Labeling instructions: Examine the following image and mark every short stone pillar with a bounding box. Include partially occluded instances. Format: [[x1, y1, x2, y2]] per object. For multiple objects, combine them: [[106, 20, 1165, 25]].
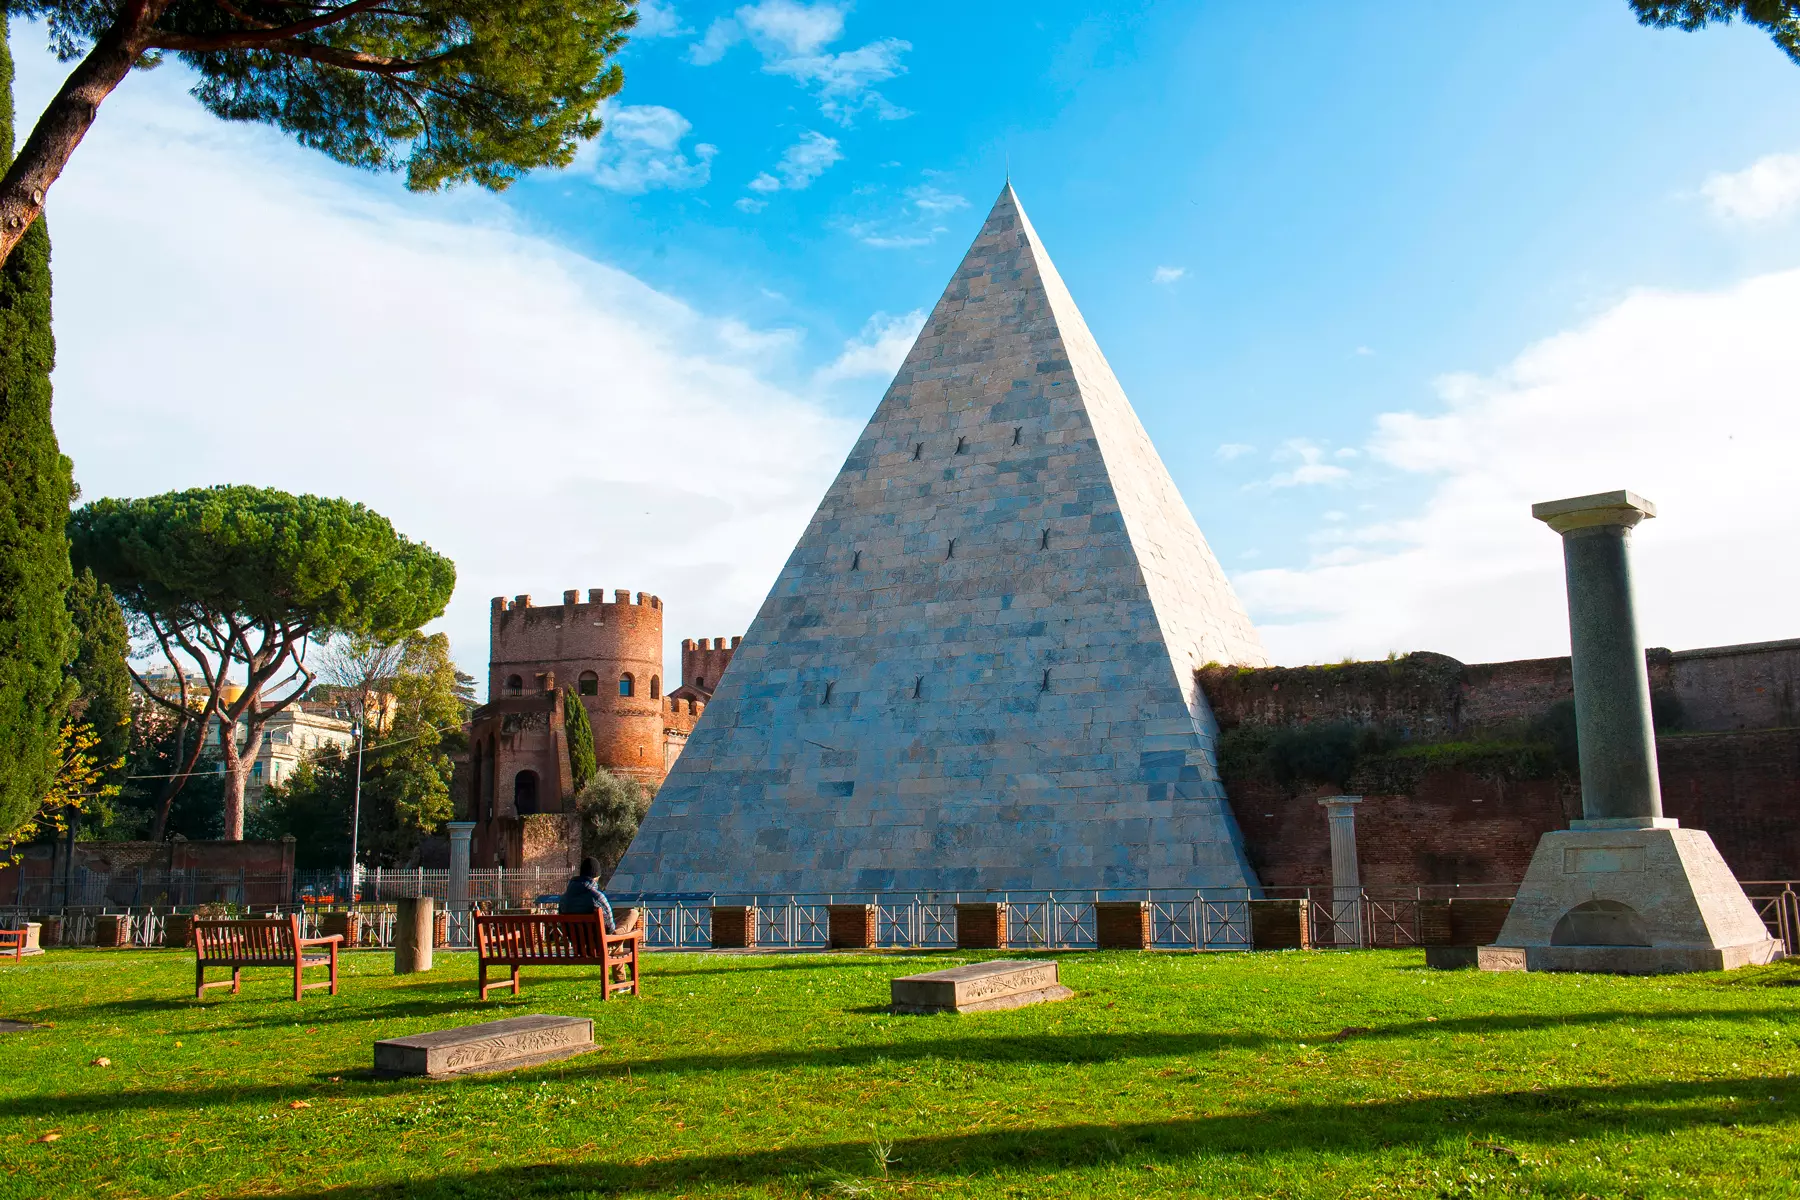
[[447, 822, 475, 910], [827, 904, 876, 949], [1319, 796, 1363, 946], [1482, 491, 1783, 974], [320, 911, 359, 946], [39, 915, 62, 947], [394, 896, 435, 974], [94, 914, 132, 948], [6, 922, 43, 956], [1249, 899, 1310, 949], [711, 905, 757, 949], [1095, 901, 1151, 950], [164, 914, 193, 949], [955, 903, 1007, 950]]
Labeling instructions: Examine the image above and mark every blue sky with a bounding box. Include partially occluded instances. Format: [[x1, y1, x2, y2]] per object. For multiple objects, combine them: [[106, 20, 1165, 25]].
[[23, 2, 1800, 676]]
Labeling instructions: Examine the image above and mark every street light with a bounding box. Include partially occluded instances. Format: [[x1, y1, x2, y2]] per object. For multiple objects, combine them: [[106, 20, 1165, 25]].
[[349, 719, 364, 901]]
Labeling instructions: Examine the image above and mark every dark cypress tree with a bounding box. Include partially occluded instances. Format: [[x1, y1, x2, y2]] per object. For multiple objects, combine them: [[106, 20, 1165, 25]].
[[68, 568, 132, 792], [563, 688, 598, 794], [0, 30, 74, 843]]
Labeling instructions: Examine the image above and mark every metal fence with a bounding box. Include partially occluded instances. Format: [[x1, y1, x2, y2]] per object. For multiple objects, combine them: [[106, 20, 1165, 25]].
[[7, 880, 1799, 957]]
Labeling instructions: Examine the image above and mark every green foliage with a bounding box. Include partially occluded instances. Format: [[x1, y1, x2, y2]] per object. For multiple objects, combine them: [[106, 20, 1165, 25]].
[[0, 29, 75, 847], [249, 743, 352, 871], [1218, 720, 1572, 793], [563, 689, 597, 794], [1632, 1, 1800, 66], [110, 701, 225, 841], [252, 634, 462, 866], [1217, 722, 1398, 791], [4, 950, 1800, 1197], [66, 568, 131, 798], [18, 0, 635, 192], [575, 767, 651, 883], [68, 485, 454, 643]]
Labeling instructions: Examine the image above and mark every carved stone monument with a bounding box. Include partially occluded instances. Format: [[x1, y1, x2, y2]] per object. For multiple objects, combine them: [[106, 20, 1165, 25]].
[[890, 959, 1074, 1014], [373, 1014, 594, 1077], [1480, 491, 1783, 974]]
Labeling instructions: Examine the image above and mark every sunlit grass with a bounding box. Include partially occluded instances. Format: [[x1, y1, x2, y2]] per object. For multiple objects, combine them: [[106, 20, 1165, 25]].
[[2, 947, 1798, 1197]]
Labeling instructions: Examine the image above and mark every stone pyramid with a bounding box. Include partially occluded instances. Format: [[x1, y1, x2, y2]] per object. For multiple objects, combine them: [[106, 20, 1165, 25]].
[[612, 184, 1271, 898]]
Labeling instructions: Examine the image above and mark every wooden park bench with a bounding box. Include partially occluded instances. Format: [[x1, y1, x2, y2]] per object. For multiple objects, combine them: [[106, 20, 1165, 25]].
[[0, 927, 29, 962], [193, 915, 342, 1002], [474, 911, 641, 1000]]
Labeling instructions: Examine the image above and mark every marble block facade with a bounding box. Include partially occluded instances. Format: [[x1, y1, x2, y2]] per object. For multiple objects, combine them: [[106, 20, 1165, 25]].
[[610, 184, 1271, 898]]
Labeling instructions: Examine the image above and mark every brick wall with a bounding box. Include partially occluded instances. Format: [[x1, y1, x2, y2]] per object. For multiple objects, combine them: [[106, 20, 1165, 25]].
[[679, 636, 740, 695]]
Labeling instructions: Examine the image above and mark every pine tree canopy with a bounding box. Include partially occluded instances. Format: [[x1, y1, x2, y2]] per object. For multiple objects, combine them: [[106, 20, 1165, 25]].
[[0, 1, 636, 265], [1632, 1, 1800, 64]]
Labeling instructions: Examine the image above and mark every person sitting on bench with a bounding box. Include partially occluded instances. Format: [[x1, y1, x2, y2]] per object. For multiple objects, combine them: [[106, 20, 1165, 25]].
[[560, 857, 617, 928]]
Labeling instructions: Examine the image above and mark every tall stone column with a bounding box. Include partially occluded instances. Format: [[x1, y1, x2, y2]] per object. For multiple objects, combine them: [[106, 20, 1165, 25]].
[[1530, 490, 1665, 826], [448, 822, 475, 909], [1318, 796, 1363, 946], [1481, 490, 1781, 974]]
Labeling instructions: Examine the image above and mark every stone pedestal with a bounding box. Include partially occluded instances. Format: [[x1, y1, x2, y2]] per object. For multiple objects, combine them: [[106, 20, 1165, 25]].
[[711, 905, 757, 949], [164, 914, 193, 949], [1095, 902, 1151, 950], [828, 904, 877, 949], [1485, 826, 1781, 974], [1249, 899, 1310, 949], [320, 911, 359, 946], [6, 922, 43, 956], [955, 903, 1007, 950], [375, 1015, 594, 1077], [395, 896, 434, 975], [1486, 491, 1783, 974]]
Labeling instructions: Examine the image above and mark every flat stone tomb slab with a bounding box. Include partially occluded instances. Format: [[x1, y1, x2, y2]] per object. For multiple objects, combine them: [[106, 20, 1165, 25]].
[[374, 1014, 595, 1078], [891, 959, 1074, 1014]]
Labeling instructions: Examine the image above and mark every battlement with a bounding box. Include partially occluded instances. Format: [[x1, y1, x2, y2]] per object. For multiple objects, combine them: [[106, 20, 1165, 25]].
[[491, 590, 662, 618], [680, 636, 742, 651]]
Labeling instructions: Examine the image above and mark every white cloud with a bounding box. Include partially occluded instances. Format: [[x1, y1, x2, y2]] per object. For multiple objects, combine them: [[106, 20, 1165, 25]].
[[1702, 152, 1800, 223], [1152, 265, 1185, 284], [737, 132, 842, 210], [814, 310, 927, 386], [735, 196, 769, 213], [582, 103, 715, 193], [1354, 345, 1375, 356], [1255, 439, 1351, 489], [633, 0, 692, 38], [20, 40, 856, 676], [907, 184, 967, 215], [1214, 442, 1255, 460], [1234, 270, 1800, 666], [690, 1, 910, 124]]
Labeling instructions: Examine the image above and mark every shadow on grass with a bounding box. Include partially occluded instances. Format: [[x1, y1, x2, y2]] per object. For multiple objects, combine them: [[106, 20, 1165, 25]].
[[243, 1074, 1794, 1198], [7, 1005, 1782, 1120]]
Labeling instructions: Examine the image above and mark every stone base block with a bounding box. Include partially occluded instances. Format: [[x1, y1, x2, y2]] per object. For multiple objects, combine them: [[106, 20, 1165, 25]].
[[955, 903, 1007, 950], [374, 1014, 595, 1078], [1485, 825, 1785, 975], [1095, 902, 1151, 950], [1249, 899, 1310, 950], [711, 906, 757, 950], [94, 915, 132, 947], [828, 904, 877, 949], [891, 959, 1071, 1014]]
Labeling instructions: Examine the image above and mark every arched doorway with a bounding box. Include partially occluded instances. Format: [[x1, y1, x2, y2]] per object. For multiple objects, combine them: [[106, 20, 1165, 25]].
[[514, 769, 540, 816]]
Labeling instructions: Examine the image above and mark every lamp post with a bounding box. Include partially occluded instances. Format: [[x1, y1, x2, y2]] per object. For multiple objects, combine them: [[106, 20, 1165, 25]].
[[349, 719, 364, 900]]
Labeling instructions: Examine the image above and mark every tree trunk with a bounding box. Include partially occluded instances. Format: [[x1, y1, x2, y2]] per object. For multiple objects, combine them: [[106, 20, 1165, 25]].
[[0, 3, 161, 267]]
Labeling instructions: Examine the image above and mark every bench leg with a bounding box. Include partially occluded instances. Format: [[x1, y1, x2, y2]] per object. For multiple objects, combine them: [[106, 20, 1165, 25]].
[[511, 964, 520, 997], [232, 967, 241, 995], [328, 942, 338, 996], [196, 962, 205, 1000], [294, 956, 303, 1003]]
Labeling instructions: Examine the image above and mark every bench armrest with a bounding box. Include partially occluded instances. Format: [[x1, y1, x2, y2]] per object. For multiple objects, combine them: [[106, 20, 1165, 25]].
[[298, 934, 344, 947]]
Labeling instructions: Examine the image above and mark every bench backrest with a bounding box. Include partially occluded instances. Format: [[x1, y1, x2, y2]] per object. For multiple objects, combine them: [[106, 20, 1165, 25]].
[[193, 916, 299, 963], [475, 913, 609, 960]]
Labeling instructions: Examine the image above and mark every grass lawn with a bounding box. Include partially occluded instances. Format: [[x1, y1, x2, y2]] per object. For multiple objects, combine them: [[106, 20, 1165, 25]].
[[2, 947, 1798, 1198]]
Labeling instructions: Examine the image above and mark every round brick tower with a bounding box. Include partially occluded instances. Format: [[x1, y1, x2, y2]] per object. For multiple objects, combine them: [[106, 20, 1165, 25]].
[[488, 589, 667, 785]]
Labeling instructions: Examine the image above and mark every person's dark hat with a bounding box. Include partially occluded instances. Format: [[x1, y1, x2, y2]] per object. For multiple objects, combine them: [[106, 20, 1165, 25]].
[[579, 856, 601, 879]]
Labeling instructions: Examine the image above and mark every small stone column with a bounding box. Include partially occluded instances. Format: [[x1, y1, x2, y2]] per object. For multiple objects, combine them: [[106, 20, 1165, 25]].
[[1319, 796, 1363, 946], [1531, 490, 1664, 827], [447, 822, 475, 909], [394, 896, 434, 974]]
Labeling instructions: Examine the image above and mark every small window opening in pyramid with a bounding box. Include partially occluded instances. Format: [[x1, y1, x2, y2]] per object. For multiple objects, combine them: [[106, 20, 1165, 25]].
[[851, 550, 861, 571], [1041, 668, 1052, 691], [956, 436, 967, 454], [912, 442, 922, 461], [946, 538, 956, 559], [1013, 426, 1022, 445], [821, 681, 834, 706], [913, 676, 923, 699], [1040, 528, 1050, 549]]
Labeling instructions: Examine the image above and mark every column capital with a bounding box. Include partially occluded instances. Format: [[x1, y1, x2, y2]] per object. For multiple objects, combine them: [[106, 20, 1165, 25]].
[[1532, 490, 1656, 535], [1317, 794, 1362, 809], [447, 821, 476, 839]]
